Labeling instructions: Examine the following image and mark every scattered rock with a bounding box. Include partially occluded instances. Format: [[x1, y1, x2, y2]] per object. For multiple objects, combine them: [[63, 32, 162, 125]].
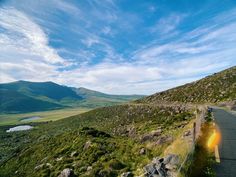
[[87, 166, 93, 171], [41, 157, 48, 162], [70, 151, 78, 157], [141, 129, 162, 142], [163, 154, 179, 170], [183, 130, 191, 137], [34, 164, 44, 170], [151, 129, 162, 136], [127, 126, 136, 137], [141, 134, 154, 142], [121, 171, 133, 177], [155, 136, 173, 145], [58, 168, 75, 177], [83, 140, 92, 150], [46, 163, 53, 168], [144, 163, 157, 175], [144, 154, 179, 177], [140, 148, 146, 155], [56, 157, 63, 161]]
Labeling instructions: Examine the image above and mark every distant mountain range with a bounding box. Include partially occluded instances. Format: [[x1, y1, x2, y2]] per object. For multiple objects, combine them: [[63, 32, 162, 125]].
[[0, 81, 144, 113]]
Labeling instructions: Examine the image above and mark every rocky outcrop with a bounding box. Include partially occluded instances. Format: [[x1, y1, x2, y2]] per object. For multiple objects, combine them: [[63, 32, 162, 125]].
[[144, 154, 179, 177], [113, 125, 137, 137]]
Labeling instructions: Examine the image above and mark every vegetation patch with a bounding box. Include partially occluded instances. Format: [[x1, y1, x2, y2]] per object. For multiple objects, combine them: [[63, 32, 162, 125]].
[[185, 122, 216, 177], [0, 104, 194, 176]]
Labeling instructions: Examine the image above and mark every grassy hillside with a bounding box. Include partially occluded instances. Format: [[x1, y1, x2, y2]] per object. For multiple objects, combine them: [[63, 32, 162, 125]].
[[0, 89, 63, 113], [73, 87, 143, 108], [0, 104, 194, 177], [136, 66, 236, 104], [0, 81, 83, 101], [0, 81, 143, 113]]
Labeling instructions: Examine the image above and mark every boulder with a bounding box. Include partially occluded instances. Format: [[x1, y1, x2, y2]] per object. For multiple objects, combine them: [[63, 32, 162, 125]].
[[87, 166, 93, 171], [144, 163, 157, 175], [163, 154, 179, 167], [140, 148, 146, 155], [144, 154, 179, 177], [141, 134, 154, 142], [58, 168, 74, 177], [155, 136, 173, 145], [141, 129, 162, 142]]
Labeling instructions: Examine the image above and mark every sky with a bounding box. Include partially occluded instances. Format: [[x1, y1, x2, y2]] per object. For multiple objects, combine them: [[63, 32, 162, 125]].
[[0, 0, 236, 95]]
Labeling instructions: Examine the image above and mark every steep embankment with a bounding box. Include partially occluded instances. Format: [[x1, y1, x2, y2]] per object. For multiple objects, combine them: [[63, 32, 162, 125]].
[[137, 66, 236, 104]]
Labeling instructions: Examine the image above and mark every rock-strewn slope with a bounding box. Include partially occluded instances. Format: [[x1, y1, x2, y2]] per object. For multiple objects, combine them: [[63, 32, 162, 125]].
[[0, 104, 193, 177], [136, 66, 236, 104]]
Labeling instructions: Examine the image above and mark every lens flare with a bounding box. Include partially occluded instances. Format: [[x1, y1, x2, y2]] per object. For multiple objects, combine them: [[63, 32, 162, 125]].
[[207, 129, 220, 149]]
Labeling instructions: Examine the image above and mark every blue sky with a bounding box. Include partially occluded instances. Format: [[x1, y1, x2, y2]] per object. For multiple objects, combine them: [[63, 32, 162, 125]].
[[0, 0, 235, 94]]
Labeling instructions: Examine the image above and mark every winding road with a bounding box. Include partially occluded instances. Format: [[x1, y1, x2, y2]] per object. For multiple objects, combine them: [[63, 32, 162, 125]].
[[213, 108, 236, 177]]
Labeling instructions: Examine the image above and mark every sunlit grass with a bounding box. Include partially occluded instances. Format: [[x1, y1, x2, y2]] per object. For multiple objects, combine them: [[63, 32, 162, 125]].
[[0, 107, 91, 125]]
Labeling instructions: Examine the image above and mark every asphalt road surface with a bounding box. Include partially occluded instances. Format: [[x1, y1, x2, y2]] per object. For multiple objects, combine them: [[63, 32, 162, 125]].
[[213, 108, 236, 177]]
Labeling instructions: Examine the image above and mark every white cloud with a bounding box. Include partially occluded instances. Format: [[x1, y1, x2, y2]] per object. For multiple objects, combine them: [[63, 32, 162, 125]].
[[102, 26, 112, 35], [53, 0, 80, 15], [150, 14, 185, 34], [0, 4, 235, 95], [0, 7, 65, 64], [82, 35, 102, 47]]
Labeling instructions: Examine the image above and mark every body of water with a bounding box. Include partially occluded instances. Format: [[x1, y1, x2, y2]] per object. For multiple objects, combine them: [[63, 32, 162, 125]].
[[6, 125, 33, 132], [21, 116, 42, 122]]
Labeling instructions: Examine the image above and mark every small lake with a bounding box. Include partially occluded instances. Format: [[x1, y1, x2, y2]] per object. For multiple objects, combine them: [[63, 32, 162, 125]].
[[21, 116, 42, 122], [6, 125, 33, 132]]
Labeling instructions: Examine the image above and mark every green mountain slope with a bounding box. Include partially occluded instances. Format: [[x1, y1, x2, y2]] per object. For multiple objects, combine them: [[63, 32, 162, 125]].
[[0, 81, 82, 101], [0, 89, 63, 113], [0, 81, 144, 113], [73, 87, 143, 107], [136, 66, 236, 104]]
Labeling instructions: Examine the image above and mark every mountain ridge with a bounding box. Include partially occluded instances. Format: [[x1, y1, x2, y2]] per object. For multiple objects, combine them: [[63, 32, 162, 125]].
[[0, 81, 144, 113]]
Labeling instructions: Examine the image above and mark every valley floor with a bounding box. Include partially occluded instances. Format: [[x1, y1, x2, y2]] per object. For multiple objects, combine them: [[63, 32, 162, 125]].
[[0, 107, 91, 125]]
